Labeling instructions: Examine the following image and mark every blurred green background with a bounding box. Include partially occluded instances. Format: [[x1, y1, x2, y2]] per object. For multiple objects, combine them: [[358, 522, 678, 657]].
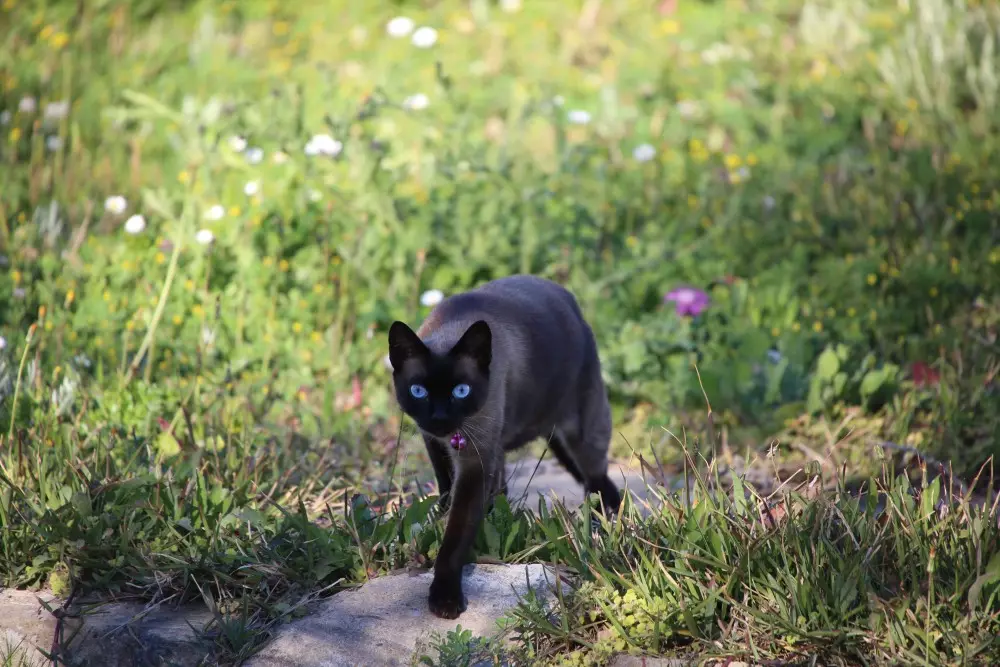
[[0, 0, 999, 661]]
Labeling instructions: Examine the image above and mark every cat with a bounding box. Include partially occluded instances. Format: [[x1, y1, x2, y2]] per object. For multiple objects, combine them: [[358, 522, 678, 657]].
[[387, 274, 622, 619]]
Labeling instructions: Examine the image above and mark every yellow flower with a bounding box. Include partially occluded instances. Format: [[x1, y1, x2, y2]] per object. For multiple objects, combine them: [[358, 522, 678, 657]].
[[9, 127, 21, 142], [867, 273, 877, 286], [185, 279, 195, 290], [950, 257, 959, 274], [771, 327, 780, 337], [791, 322, 801, 332], [292, 322, 303, 333], [50, 32, 69, 49], [39, 25, 54, 40], [229, 206, 241, 217], [272, 21, 290, 36], [263, 257, 273, 267], [279, 259, 290, 272], [156, 252, 166, 264], [177, 170, 191, 184], [173, 315, 182, 325], [847, 307, 856, 317], [64, 290, 74, 307], [126, 321, 136, 332], [94, 336, 103, 348], [192, 304, 204, 317], [813, 321, 823, 333], [300, 349, 312, 362], [313, 284, 324, 294], [929, 287, 939, 297], [11, 269, 21, 283], [659, 19, 680, 35], [724, 154, 742, 169], [905, 98, 918, 111], [310, 331, 322, 343], [625, 235, 638, 249], [103, 290, 111, 302]]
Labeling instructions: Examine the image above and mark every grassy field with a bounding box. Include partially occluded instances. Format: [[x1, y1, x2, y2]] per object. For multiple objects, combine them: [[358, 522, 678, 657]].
[[1, 0, 999, 664]]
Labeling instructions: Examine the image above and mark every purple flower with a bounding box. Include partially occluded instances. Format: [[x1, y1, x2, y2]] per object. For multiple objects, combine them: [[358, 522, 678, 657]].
[[664, 285, 710, 317]]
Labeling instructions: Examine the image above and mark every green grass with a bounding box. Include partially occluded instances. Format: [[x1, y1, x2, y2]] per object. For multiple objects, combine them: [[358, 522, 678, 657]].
[[1, 0, 999, 664]]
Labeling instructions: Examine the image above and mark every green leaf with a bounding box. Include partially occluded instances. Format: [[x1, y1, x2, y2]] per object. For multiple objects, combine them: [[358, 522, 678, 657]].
[[968, 552, 1000, 612], [816, 347, 840, 379], [860, 369, 886, 400], [155, 431, 181, 458]]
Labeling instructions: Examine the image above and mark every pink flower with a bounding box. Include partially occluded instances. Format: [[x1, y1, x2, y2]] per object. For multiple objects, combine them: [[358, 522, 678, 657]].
[[664, 285, 710, 317], [911, 361, 940, 388]]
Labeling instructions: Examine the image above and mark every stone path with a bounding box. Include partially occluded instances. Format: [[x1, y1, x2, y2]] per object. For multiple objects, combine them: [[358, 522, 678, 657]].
[[246, 563, 561, 667], [0, 459, 659, 667]]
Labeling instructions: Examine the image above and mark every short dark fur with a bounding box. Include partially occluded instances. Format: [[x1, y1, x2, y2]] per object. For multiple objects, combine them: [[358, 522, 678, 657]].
[[388, 275, 622, 619]]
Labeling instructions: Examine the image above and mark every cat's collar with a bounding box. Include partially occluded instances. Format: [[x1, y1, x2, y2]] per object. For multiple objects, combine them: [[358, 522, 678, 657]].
[[449, 432, 467, 451]]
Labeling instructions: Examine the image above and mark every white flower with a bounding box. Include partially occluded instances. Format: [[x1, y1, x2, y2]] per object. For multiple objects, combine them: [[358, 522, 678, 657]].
[[763, 195, 776, 211], [228, 135, 247, 152], [500, 0, 522, 12], [201, 325, 216, 347], [0, 336, 6, 351], [272, 151, 289, 164], [553, 95, 565, 107], [204, 204, 225, 221], [44, 101, 69, 121], [402, 93, 430, 111], [676, 100, 700, 118], [104, 196, 128, 215], [567, 110, 591, 125], [420, 289, 444, 307], [308, 189, 323, 202], [632, 143, 656, 162], [45, 136, 63, 151], [244, 180, 260, 197], [18, 97, 36, 113], [195, 229, 215, 245], [411, 26, 438, 48], [245, 146, 264, 164], [304, 134, 343, 157], [0, 110, 10, 125], [124, 214, 146, 235], [386, 16, 415, 38]]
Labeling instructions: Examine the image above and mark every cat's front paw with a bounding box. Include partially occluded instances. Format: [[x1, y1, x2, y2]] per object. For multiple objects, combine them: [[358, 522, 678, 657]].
[[428, 574, 467, 619]]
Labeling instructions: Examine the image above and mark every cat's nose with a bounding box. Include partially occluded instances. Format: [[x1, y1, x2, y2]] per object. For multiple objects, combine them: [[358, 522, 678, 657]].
[[431, 407, 449, 421]]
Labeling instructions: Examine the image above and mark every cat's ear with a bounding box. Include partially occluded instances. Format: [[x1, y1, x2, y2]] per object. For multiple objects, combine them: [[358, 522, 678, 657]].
[[388, 321, 428, 371], [450, 320, 492, 371]]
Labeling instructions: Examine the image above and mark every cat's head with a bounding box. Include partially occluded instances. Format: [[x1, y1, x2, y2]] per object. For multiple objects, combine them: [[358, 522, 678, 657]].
[[387, 320, 492, 438]]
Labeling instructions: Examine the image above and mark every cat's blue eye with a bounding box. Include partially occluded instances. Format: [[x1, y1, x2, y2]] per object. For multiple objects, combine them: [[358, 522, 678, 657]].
[[452, 383, 471, 399], [409, 384, 428, 399]]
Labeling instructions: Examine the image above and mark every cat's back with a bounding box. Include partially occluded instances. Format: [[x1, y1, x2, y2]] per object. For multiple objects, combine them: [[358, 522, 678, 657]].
[[429, 274, 585, 333]]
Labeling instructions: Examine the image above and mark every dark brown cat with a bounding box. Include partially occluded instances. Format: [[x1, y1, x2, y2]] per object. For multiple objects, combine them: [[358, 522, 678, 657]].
[[387, 274, 621, 619]]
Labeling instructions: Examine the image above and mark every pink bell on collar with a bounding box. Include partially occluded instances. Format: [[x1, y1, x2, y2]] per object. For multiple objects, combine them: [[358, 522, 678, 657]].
[[449, 432, 467, 450]]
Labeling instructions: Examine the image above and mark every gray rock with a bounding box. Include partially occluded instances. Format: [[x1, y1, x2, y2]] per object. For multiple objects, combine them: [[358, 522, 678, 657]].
[[506, 459, 664, 512], [0, 588, 215, 667], [246, 563, 565, 667]]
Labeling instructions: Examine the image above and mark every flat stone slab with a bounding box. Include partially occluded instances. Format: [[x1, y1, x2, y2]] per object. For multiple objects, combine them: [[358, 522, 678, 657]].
[[0, 588, 215, 667], [506, 458, 663, 512], [246, 563, 564, 667]]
